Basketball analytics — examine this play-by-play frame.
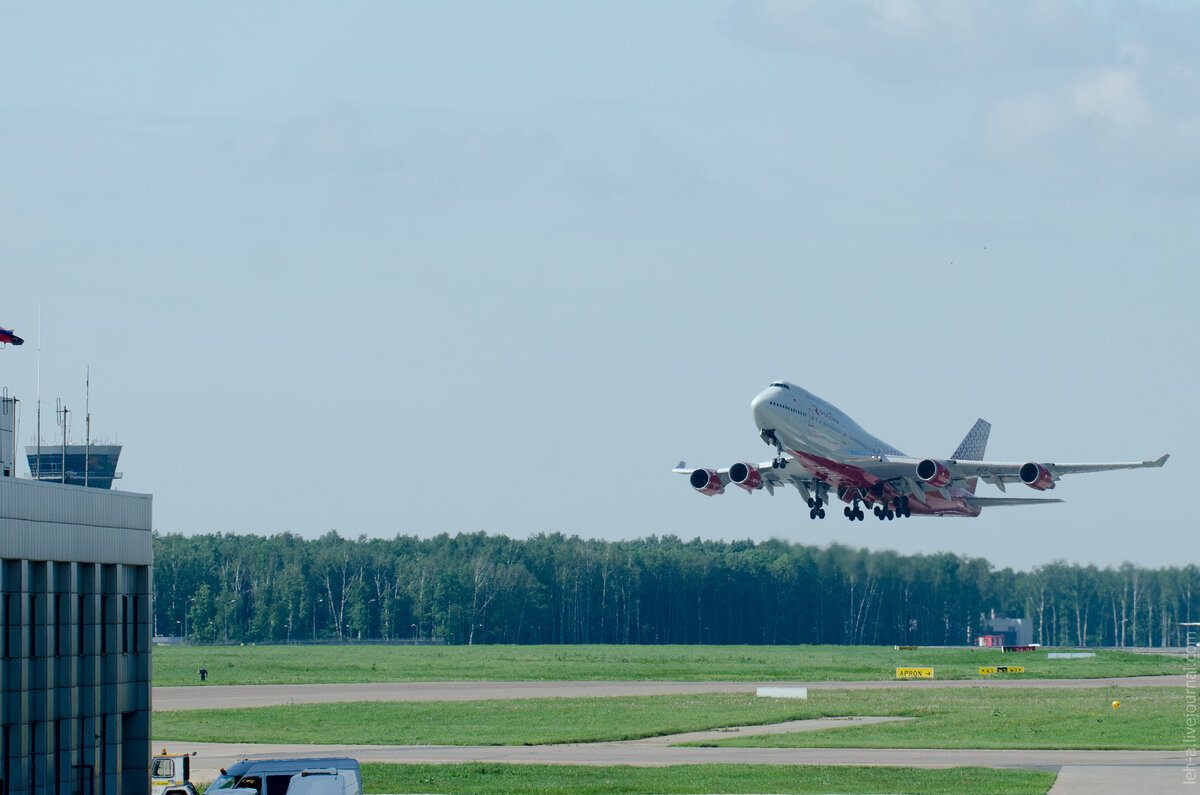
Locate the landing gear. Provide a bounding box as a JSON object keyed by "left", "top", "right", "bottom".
{"left": 843, "top": 498, "right": 865, "bottom": 522}
{"left": 807, "top": 495, "right": 825, "bottom": 519}
{"left": 761, "top": 429, "right": 787, "bottom": 469}
{"left": 892, "top": 495, "right": 912, "bottom": 518}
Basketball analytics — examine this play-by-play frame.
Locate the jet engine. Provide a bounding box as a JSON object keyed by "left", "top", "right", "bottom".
{"left": 1019, "top": 462, "right": 1055, "bottom": 491}
{"left": 916, "top": 459, "right": 952, "bottom": 488}
{"left": 729, "top": 462, "right": 763, "bottom": 491}
{"left": 689, "top": 468, "right": 726, "bottom": 496}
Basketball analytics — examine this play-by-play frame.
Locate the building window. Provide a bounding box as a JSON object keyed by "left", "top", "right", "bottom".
{"left": 101, "top": 595, "right": 110, "bottom": 655}
{"left": 31, "top": 594, "right": 43, "bottom": 659}
{"left": 55, "top": 594, "right": 66, "bottom": 658}
{"left": 2, "top": 593, "right": 10, "bottom": 659}
{"left": 77, "top": 595, "right": 87, "bottom": 655}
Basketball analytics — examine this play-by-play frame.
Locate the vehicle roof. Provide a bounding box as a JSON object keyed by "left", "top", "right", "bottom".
{"left": 224, "top": 758, "right": 360, "bottom": 775}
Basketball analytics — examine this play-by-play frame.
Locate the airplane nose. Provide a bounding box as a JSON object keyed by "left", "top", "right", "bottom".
{"left": 750, "top": 389, "right": 772, "bottom": 428}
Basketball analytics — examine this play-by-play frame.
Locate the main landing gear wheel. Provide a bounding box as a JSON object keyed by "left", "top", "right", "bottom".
{"left": 844, "top": 502, "right": 865, "bottom": 521}
{"left": 808, "top": 495, "right": 825, "bottom": 519}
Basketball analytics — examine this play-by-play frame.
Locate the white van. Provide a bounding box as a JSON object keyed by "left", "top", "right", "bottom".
{"left": 204, "top": 758, "right": 361, "bottom": 795}
{"left": 285, "top": 770, "right": 346, "bottom": 795}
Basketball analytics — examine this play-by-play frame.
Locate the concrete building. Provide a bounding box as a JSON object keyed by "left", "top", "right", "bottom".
{"left": 0, "top": 395, "right": 153, "bottom": 795}
{"left": 981, "top": 610, "right": 1033, "bottom": 647}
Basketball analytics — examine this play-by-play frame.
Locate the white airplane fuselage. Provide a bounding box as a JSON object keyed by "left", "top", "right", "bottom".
{"left": 750, "top": 382, "right": 981, "bottom": 517}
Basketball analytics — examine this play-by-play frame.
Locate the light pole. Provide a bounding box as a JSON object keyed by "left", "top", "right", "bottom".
{"left": 184, "top": 596, "right": 195, "bottom": 642}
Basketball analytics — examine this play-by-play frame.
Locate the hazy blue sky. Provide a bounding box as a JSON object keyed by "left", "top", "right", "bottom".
{"left": 2, "top": 1, "right": 1195, "bottom": 570}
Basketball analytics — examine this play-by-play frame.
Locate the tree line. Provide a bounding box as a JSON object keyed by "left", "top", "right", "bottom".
{"left": 151, "top": 531, "right": 1199, "bottom": 648}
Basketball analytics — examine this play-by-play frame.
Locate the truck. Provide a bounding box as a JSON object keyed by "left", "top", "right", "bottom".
{"left": 151, "top": 749, "right": 200, "bottom": 795}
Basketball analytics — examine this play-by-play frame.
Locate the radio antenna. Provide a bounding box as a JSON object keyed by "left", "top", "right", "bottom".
{"left": 36, "top": 307, "right": 41, "bottom": 480}
{"left": 56, "top": 398, "right": 68, "bottom": 484}
{"left": 85, "top": 366, "right": 90, "bottom": 488}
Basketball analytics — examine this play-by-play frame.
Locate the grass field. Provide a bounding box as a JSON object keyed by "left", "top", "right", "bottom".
{"left": 357, "top": 763, "right": 1057, "bottom": 795}
{"left": 153, "top": 687, "right": 1183, "bottom": 750}
{"left": 699, "top": 686, "right": 1181, "bottom": 750}
{"left": 152, "top": 643, "right": 1186, "bottom": 686}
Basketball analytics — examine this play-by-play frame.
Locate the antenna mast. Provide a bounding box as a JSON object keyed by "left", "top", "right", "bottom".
{"left": 36, "top": 310, "right": 41, "bottom": 480}
{"left": 56, "top": 398, "right": 68, "bottom": 484}
{"left": 85, "top": 366, "right": 90, "bottom": 488}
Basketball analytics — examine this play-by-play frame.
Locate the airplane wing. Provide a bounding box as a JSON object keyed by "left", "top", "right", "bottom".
{"left": 848, "top": 453, "right": 1169, "bottom": 493}
{"left": 674, "top": 458, "right": 828, "bottom": 501}
{"left": 964, "top": 496, "right": 1063, "bottom": 507}
{"left": 933, "top": 454, "right": 1169, "bottom": 491}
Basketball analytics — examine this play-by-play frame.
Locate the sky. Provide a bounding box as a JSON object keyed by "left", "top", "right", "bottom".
{"left": 1, "top": 1, "right": 1195, "bottom": 571}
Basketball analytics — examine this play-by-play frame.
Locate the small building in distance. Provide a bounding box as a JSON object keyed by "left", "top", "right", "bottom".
{"left": 0, "top": 394, "right": 153, "bottom": 795}
{"left": 978, "top": 610, "right": 1033, "bottom": 647}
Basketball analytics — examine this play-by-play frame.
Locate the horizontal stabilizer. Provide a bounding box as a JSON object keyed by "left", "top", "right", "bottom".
{"left": 965, "top": 496, "right": 1064, "bottom": 508}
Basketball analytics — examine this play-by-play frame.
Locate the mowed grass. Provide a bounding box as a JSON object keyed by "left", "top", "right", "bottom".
{"left": 154, "top": 693, "right": 813, "bottom": 745}
{"left": 153, "top": 687, "right": 1183, "bottom": 750}
{"left": 151, "top": 643, "right": 1186, "bottom": 686}
{"left": 359, "top": 763, "right": 1056, "bottom": 795}
{"left": 702, "top": 686, "right": 1181, "bottom": 750}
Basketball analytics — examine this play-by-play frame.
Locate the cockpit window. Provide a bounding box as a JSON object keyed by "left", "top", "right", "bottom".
{"left": 768, "top": 382, "right": 790, "bottom": 389}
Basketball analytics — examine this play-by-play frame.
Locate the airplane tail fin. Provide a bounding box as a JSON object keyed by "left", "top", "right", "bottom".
{"left": 952, "top": 419, "right": 991, "bottom": 494}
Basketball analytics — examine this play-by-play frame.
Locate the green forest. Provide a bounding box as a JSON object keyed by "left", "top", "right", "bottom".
{"left": 152, "top": 531, "right": 1198, "bottom": 648}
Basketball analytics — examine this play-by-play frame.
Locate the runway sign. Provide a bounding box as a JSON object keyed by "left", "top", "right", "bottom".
{"left": 895, "top": 645, "right": 918, "bottom": 650}
{"left": 1003, "top": 645, "right": 1038, "bottom": 652}
{"left": 896, "top": 667, "right": 933, "bottom": 679}
{"left": 979, "top": 666, "right": 1025, "bottom": 675}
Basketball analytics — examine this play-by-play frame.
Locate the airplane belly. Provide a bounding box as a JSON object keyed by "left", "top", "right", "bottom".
{"left": 786, "top": 450, "right": 875, "bottom": 491}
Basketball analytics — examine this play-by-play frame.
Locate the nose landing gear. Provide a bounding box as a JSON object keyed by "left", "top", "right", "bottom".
{"left": 761, "top": 429, "right": 786, "bottom": 468}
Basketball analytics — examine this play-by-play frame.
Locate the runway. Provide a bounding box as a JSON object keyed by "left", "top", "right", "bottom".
{"left": 153, "top": 674, "right": 1186, "bottom": 711}
{"left": 170, "top": 739, "right": 1185, "bottom": 773}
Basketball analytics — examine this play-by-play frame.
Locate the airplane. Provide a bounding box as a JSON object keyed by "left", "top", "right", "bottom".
{"left": 675, "top": 381, "right": 1168, "bottom": 521}
{"left": 0, "top": 327, "right": 22, "bottom": 346}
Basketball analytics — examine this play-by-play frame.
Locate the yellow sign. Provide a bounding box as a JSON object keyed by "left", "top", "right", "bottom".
{"left": 979, "top": 666, "right": 1025, "bottom": 675}
{"left": 895, "top": 645, "right": 918, "bottom": 651}
{"left": 896, "top": 667, "right": 934, "bottom": 679}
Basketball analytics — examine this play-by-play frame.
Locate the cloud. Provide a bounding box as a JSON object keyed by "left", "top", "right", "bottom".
{"left": 979, "top": 94, "right": 1068, "bottom": 157}
{"left": 269, "top": 105, "right": 718, "bottom": 206}
{"left": 734, "top": 0, "right": 1111, "bottom": 76}
{"left": 736, "top": 1, "right": 1200, "bottom": 167}
{"left": 270, "top": 106, "right": 556, "bottom": 200}
{"left": 1070, "top": 68, "right": 1151, "bottom": 135}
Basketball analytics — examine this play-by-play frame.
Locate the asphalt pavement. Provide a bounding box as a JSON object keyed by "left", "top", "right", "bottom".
{"left": 153, "top": 674, "right": 1186, "bottom": 710}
